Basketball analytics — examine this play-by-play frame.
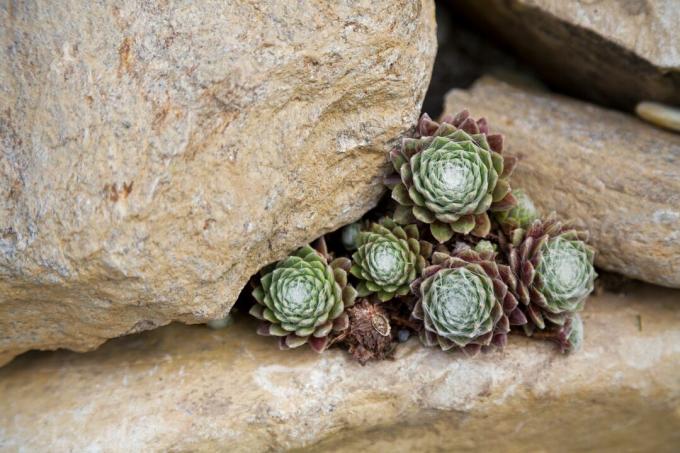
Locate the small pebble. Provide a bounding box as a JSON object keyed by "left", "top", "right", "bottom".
{"left": 635, "top": 101, "right": 680, "bottom": 133}
{"left": 398, "top": 329, "right": 411, "bottom": 343}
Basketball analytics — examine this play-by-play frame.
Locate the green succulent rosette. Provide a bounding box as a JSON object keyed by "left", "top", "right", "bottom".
{"left": 350, "top": 218, "right": 432, "bottom": 302}
{"left": 506, "top": 213, "right": 597, "bottom": 335}
{"left": 494, "top": 188, "right": 540, "bottom": 234}
{"left": 250, "top": 239, "right": 358, "bottom": 352}
{"left": 386, "top": 111, "right": 517, "bottom": 243}
{"left": 411, "top": 245, "right": 526, "bottom": 355}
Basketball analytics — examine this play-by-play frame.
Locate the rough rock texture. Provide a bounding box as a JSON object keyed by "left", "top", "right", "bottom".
{"left": 1, "top": 283, "right": 678, "bottom": 451}
{"left": 444, "top": 77, "right": 680, "bottom": 288}
{"left": 0, "top": 1, "right": 437, "bottom": 366}
{"left": 454, "top": 0, "right": 680, "bottom": 110}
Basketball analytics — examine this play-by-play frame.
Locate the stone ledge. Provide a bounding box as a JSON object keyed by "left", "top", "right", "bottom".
{"left": 1, "top": 283, "right": 679, "bottom": 451}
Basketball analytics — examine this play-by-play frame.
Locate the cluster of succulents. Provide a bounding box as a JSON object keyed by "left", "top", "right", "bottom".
{"left": 245, "top": 110, "right": 597, "bottom": 362}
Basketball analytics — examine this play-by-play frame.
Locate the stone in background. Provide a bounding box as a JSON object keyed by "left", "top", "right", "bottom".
{"left": 0, "top": 283, "right": 678, "bottom": 451}
{"left": 421, "top": 0, "right": 540, "bottom": 117}
{"left": 453, "top": 0, "right": 680, "bottom": 110}
{"left": 0, "top": 0, "right": 437, "bottom": 366}
{"left": 444, "top": 77, "right": 680, "bottom": 288}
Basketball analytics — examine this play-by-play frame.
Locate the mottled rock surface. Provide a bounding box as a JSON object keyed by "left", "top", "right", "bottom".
{"left": 444, "top": 77, "right": 680, "bottom": 288}
{"left": 1, "top": 283, "right": 678, "bottom": 451}
{"left": 454, "top": 0, "right": 680, "bottom": 110}
{"left": 0, "top": 1, "right": 436, "bottom": 366}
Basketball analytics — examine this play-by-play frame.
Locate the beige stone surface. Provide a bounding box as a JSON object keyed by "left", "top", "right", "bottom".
{"left": 444, "top": 77, "right": 680, "bottom": 288}
{"left": 454, "top": 0, "right": 680, "bottom": 109}
{"left": 0, "top": 1, "right": 436, "bottom": 366}
{"left": 0, "top": 283, "right": 678, "bottom": 451}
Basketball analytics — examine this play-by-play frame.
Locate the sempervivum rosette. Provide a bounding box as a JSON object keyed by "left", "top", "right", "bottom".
{"left": 350, "top": 218, "right": 432, "bottom": 302}
{"left": 494, "top": 188, "right": 540, "bottom": 237}
{"left": 250, "top": 239, "right": 358, "bottom": 352}
{"left": 410, "top": 244, "right": 527, "bottom": 355}
{"left": 386, "top": 110, "right": 517, "bottom": 243}
{"left": 505, "top": 213, "right": 596, "bottom": 335}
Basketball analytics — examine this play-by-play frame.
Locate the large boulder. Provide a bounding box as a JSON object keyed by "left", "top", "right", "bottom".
{"left": 444, "top": 77, "right": 680, "bottom": 288}
{"left": 454, "top": 0, "right": 680, "bottom": 110}
{"left": 0, "top": 1, "right": 437, "bottom": 366}
{"left": 0, "top": 283, "right": 678, "bottom": 451}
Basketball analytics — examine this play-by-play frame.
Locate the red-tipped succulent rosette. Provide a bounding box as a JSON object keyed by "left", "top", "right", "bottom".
{"left": 386, "top": 110, "right": 517, "bottom": 243}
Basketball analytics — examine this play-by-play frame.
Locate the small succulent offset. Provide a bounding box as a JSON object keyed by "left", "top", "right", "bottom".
{"left": 411, "top": 244, "right": 527, "bottom": 355}
{"left": 505, "top": 214, "right": 596, "bottom": 335}
{"left": 386, "top": 110, "right": 517, "bottom": 243}
{"left": 554, "top": 314, "right": 584, "bottom": 353}
{"left": 250, "top": 239, "right": 358, "bottom": 352}
{"left": 494, "top": 188, "right": 540, "bottom": 236}
{"left": 350, "top": 218, "right": 432, "bottom": 301}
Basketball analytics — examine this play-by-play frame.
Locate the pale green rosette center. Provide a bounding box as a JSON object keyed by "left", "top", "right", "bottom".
{"left": 412, "top": 139, "right": 490, "bottom": 217}
{"left": 267, "top": 259, "right": 336, "bottom": 331}
{"left": 538, "top": 237, "right": 595, "bottom": 313}
{"left": 363, "top": 239, "right": 411, "bottom": 286}
{"left": 421, "top": 268, "right": 496, "bottom": 346}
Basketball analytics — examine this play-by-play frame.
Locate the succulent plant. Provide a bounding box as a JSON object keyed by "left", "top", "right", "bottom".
{"left": 411, "top": 244, "right": 527, "bottom": 355}
{"left": 533, "top": 313, "right": 584, "bottom": 354}
{"left": 504, "top": 214, "right": 596, "bottom": 335}
{"left": 250, "top": 239, "right": 358, "bottom": 352}
{"left": 494, "top": 188, "right": 540, "bottom": 234}
{"left": 554, "top": 314, "right": 584, "bottom": 353}
{"left": 350, "top": 218, "right": 432, "bottom": 302}
{"left": 473, "top": 239, "right": 497, "bottom": 255}
{"left": 341, "top": 222, "right": 362, "bottom": 251}
{"left": 386, "top": 110, "right": 517, "bottom": 243}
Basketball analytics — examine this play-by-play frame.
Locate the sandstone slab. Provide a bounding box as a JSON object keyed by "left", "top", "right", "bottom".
{"left": 0, "top": 1, "right": 436, "bottom": 366}
{"left": 444, "top": 77, "right": 680, "bottom": 288}
{"left": 0, "top": 283, "right": 678, "bottom": 451}
{"left": 454, "top": 0, "right": 680, "bottom": 110}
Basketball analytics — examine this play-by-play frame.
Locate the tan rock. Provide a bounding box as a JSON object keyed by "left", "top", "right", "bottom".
{"left": 0, "top": 1, "right": 437, "bottom": 366}
{"left": 0, "top": 283, "right": 678, "bottom": 451}
{"left": 454, "top": 0, "right": 680, "bottom": 110}
{"left": 444, "top": 77, "right": 680, "bottom": 288}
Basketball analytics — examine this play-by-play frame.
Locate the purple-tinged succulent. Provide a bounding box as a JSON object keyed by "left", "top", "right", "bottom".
{"left": 410, "top": 243, "right": 527, "bottom": 355}
{"left": 386, "top": 110, "right": 517, "bottom": 243}
{"left": 503, "top": 213, "right": 596, "bottom": 335}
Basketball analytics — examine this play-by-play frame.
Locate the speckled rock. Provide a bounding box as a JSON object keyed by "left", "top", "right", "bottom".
{"left": 444, "top": 77, "right": 680, "bottom": 288}
{"left": 454, "top": 0, "right": 680, "bottom": 110}
{"left": 0, "top": 0, "right": 437, "bottom": 366}
{"left": 0, "top": 283, "right": 678, "bottom": 451}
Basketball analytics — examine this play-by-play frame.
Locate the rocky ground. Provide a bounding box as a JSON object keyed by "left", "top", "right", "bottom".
{"left": 0, "top": 0, "right": 436, "bottom": 365}
{"left": 1, "top": 0, "right": 679, "bottom": 451}
{"left": 1, "top": 282, "right": 678, "bottom": 451}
